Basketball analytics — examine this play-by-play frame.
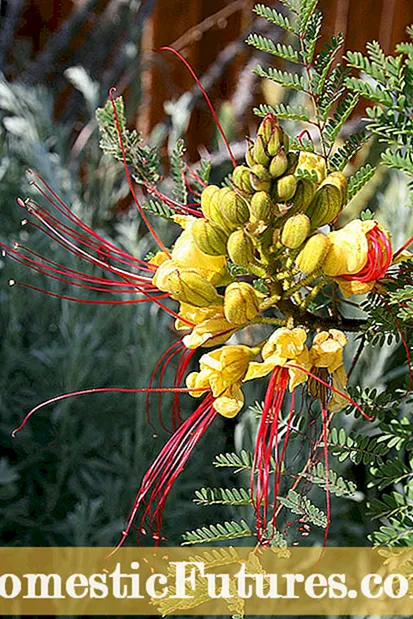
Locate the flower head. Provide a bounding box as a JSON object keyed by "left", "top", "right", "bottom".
{"left": 245, "top": 327, "right": 311, "bottom": 390}
{"left": 309, "top": 329, "right": 349, "bottom": 412}
{"left": 322, "top": 220, "right": 392, "bottom": 297}
{"left": 187, "top": 345, "right": 256, "bottom": 417}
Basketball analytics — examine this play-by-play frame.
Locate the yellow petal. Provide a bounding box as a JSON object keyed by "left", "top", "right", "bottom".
{"left": 214, "top": 385, "right": 244, "bottom": 418}
{"left": 330, "top": 365, "right": 349, "bottom": 412}
{"left": 183, "top": 318, "right": 236, "bottom": 349}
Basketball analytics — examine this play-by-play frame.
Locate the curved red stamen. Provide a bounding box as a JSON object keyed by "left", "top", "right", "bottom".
{"left": 159, "top": 47, "right": 237, "bottom": 169}
{"left": 286, "top": 364, "right": 374, "bottom": 421}
{"left": 251, "top": 367, "right": 289, "bottom": 541}
{"left": 106, "top": 395, "right": 217, "bottom": 557}
{"left": 341, "top": 224, "right": 392, "bottom": 284}
{"left": 109, "top": 88, "right": 171, "bottom": 257}
{"left": 12, "top": 385, "right": 210, "bottom": 438}
{"left": 393, "top": 233, "right": 413, "bottom": 260}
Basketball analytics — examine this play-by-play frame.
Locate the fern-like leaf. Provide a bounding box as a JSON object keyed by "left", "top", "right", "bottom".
{"left": 194, "top": 487, "right": 252, "bottom": 506}
{"left": 170, "top": 138, "right": 187, "bottom": 205}
{"left": 253, "top": 65, "right": 307, "bottom": 91}
{"left": 279, "top": 489, "right": 327, "bottom": 528}
{"left": 182, "top": 520, "right": 253, "bottom": 545}
{"left": 253, "top": 102, "right": 310, "bottom": 122}
{"left": 253, "top": 4, "right": 297, "bottom": 34}
{"left": 246, "top": 34, "right": 301, "bottom": 64}
{"left": 347, "top": 164, "right": 376, "bottom": 200}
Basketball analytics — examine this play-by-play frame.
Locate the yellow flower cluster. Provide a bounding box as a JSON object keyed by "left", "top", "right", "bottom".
{"left": 147, "top": 113, "right": 398, "bottom": 420}
{"left": 186, "top": 328, "right": 349, "bottom": 418}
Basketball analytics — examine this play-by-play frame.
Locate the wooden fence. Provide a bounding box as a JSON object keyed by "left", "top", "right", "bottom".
{"left": 3, "top": 0, "right": 413, "bottom": 157}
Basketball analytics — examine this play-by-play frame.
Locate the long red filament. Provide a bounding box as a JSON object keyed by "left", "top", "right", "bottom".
{"left": 12, "top": 385, "right": 210, "bottom": 438}
{"left": 106, "top": 396, "right": 217, "bottom": 557}
{"left": 109, "top": 89, "right": 171, "bottom": 257}
{"left": 159, "top": 47, "right": 237, "bottom": 169}
{"left": 342, "top": 225, "right": 392, "bottom": 283}
{"left": 286, "top": 364, "right": 374, "bottom": 421}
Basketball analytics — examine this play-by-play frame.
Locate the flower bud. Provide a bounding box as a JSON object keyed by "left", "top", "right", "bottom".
{"left": 320, "top": 172, "right": 348, "bottom": 203}
{"left": 208, "top": 187, "right": 238, "bottom": 233}
{"left": 291, "top": 178, "right": 316, "bottom": 212}
{"left": 257, "top": 113, "right": 278, "bottom": 143}
{"left": 267, "top": 127, "right": 283, "bottom": 157}
{"left": 306, "top": 184, "right": 343, "bottom": 228}
{"left": 250, "top": 191, "right": 273, "bottom": 223}
{"left": 295, "top": 234, "right": 331, "bottom": 274}
{"left": 227, "top": 230, "right": 255, "bottom": 266}
{"left": 224, "top": 282, "right": 259, "bottom": 324}
{"left": 233, "top": 165, "right": 254, "bottom": 194}
{"left": 253, "top": 135, "right": 271, "bottom": 166}
{"left": 192, "top": 219, "right": 228, "bottom": 256}
{"left": 285, "top": 151, "right": 299, "bottom": 175}
{"left": 249, "top": 164, "right": 272, "bottom": 192}
{"left": 201, "top": 185, "right": 220, "bottom": 219}
{"left": 296, "top": 152, "right": 327, "bottom": 184}
{"left": 281, "top": 214, "right": 311, "bottom": 249}
{"left": 269, "top": 148, "right": 288, "bottom": 178}
{"left": 245, "top": 137, "right": 256, "bottom": 168}
{"left": 274, "top": 174, "right": 297, "bottom": 202}
{"left": 221, "top": 190, "right": 250, "bottom": 226}
{"left": 167, "top": 269, "right": 222, "bottom": 307}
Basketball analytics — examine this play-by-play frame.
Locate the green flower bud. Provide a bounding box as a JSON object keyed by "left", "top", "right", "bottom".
{"left": 208, "top": 187, "right": 238, "bottom": 233}
{"left": 201, "top": 185, "right": 220, "bottom": 219}
{"left": 295, "top": 234, "right": 331, "bottom": 274}
{"left": 275, "top": 174, "right": 297, "bottom": 202}
{"left": 245, "top": 138, "right": 256, "bottom": 168}
{"left": 167, "top": 269, "right": 222, "bottom": 307}
{"left": 227, "top": 230, "right": 255, "bottom": 266}
{"left": 221, "top": 190, "right": 250, "bottom": 226}
{"left": 285, "top": 151, "right": 299, "bottom": 175}
{"left": 233, "top": 165, "right": 254, "bottom": 194}
{"left": 267, "top": 127, "right": 283, "bottom": 157}
{"left": 281, "top": 214, "right": 311, "bottom": 249}
{"left": 253, "top": 135, "right": 271, "bottom": 166}
{"left": 320, "top": 172, "right": 348, "bottom": 203}
{"left": 249, "top": 164, "right": 272, "bottom": 192}
{"left": 269, "top": 148, "right": 288, "bottom": 178}
{"left": 291, "top": 178, "right": 316, "bottom": 212}
{"left": 224, "top": 282, "right": 259, "bottom": 324}
{"left": 306, "top": 184, "right": 343, "bottom": 228}
{"left": 257, "top": 113, "right": 278, "bottom": 142}
{"left": 250, "top": 191, "right": 273, "bottom": 224}
{"left": 192, "top": 219, "right": 228, "bottom": 256}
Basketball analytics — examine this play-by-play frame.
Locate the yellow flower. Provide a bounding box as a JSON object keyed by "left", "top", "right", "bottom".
{"left": 309, "top": 330, "right": 349, "bottom": 412}
{"left": 322, "top": 220, "right": 392, "bottom": 298}
{"left": 187, "top": 345, "right": 255, "bottom": 417}
{"left": 183, "top": 317, "right": 237, "bottom": 349}
{"left": 148, "top": 251, "right": 169, "bottom": 267}
{"left": 323, "top": 220, "right": 376, "bottom": 278}
{"left": 244, "top": 327, "right": 310, "bottom": 390}
{"left": 152, "top": 259, "right": 179, "bottom": 292}
{"left": 171, "top": 217, "right": 229, "bottom": 286}
{"left": 175, "top": 303, "right": 225, "bottom": 331}
{"left": 309, "top": 329, "right": 347, "bottom": 373}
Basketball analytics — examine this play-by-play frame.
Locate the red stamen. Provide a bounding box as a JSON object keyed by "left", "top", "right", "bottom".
{"left": 109, "top": 88, "right": 171, "bottom": 257}
{"left": 106, "top": 395, "right": 217, "bottom": 557}
{"left": 286, "top": 364, "right": 374, "bottom": 421}
{"left": 393, "top": 233, "right": 413, "bottom": 260}
{"left": 341, "top": 225, "right": 392, "bottom": 284}
{"left": 159, "top": 47, "right": 237, "bottom": 169}
{"left": 12, "top": 385, "right": 209, "bottom": 437}
{"left": 321, "top": 406, "right": 330, "bottom": 547}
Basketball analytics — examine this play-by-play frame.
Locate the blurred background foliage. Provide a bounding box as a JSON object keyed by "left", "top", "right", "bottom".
{"left": 0, "top": 4, "right": 413, "bottom": 618}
